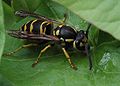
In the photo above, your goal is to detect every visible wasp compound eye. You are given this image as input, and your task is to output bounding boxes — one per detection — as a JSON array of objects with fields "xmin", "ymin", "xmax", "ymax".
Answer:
[
  {"xmin": 75, "ymin": 30, "xmax": 85, "ymax": 40},
  {"xmin": 75, "ymin": 40, "xmax": 79, "ymax": 44}
]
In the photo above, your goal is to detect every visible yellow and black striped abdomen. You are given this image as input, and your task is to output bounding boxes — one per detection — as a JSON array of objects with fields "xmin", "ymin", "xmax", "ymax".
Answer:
[{"xmin": 21, "ymin": 19, "xmax": 53, "ymax": 35}]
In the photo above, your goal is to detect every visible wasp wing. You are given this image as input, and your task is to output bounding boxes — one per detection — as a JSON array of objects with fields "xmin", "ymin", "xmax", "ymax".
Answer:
[{"xmin": 7, "ymin": 30, "xmax": 60, "ymax": 42}]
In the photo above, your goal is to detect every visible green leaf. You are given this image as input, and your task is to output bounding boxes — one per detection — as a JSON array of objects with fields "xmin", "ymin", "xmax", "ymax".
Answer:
[
  {"xmin": 0, "ymin": 74, "xmax": 13, "ymax": 86},
  {"xmin": 3, "ymin": 0, "xmax": 12, "ymax": 6},
  {"xmin": 12, "ymin": 0, "xmax": 43, "ymax": 12},
  {"xmin": 1, "ymin": 0, "xmax": 120, "ymax": 86},
  {"xmin": 53, "ymin": 0, "xmax": 120, "ymax": 40},
  {"xmin": 0, "ymin": 0, "xmax": 5, "ymax": 61},
  {"xmin": 98, "ymin": 30, "xmax": 115, "ymax": 45},
  {"xmin": 3, "ymin": 1, "xmax": 16, "ymax": 28},
  {"xmin": 88, "ymin": 25, "xmax": 99, "ymax": 47}
]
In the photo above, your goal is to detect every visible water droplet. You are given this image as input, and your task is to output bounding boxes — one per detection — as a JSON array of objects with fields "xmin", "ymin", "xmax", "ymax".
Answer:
[{"xmin": 98, "ymin": 52, "xmax": 111, "ymax": 70}]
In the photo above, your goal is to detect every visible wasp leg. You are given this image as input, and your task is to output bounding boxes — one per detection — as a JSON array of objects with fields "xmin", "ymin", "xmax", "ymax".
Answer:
[
  {"xmin": 15, "ymin": 10, "xmax": 46, "ymax": 19},
  {"xmin": 85, "ymin": 44, "xmax": 92, "ymax": 70},
  {"xmin": 62, "ymin": 48, "xmax": 77, "ymax": 70},
  {"xmin": 62, "ymin": 13, "xmax": 68, "ymax": 23},
  {"xmin": 3, "ymin": 44, "xmax": 38, "ymax": 56},
  {"xmin": 58, "ymin": 13, "xmax": 68, "ymax": 26},
  {"xmin": 15, "ymin": 10, "xmax": 61, "ymax": 24},
  {"xmin": 32, "ymin": 44, "xmax": 51, "ymax": 67}
]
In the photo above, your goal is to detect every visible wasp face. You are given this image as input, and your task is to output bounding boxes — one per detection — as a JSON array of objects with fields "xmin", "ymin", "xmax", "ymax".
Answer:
[
  {"xmin": 76, "ymin": 30, "xmax": 85, "ymax": 41},
  {"xmin": 73, "ymin": 30, "xmax": 88, "ymax": 50}
]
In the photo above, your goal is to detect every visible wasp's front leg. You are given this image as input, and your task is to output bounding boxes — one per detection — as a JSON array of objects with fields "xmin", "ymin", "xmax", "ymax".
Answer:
[
  {"xmin": 62, "ymin": 48, "xmax": 77, "ymax": 70},
  {"xmin": 85, "ymin": 44, "xmax": 92, "ymax": 70},
  {"xmin": 15, "ymin": 10, "xmax": 61, "ymax": 24}
]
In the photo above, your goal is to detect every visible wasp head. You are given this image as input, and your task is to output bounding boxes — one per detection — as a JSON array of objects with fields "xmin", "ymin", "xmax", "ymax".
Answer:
[{"xmin": 73, "ymin": 30, "xmax": 88, "ymax": 50}]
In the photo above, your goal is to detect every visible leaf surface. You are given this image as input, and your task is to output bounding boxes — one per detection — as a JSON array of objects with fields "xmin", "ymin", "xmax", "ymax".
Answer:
[{"xmin": 0, "ymin": 1, "xmax": 120, "ymax": 86}]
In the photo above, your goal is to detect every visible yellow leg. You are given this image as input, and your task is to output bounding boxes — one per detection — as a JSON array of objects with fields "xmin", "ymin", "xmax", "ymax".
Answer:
[
  {"xmin": 32, "ymin": 45, "xmax": 51, "ymax": 67},
  {"xmin": 59, "ymin": 13, "xmax": 68, "ymax": 25},
  {"xmin": 3, "ymin": 44, "xmax": 38, "ymax": 56},
  {"xmin": 62, "ymin": 48, "xmax": 77, "ymax": 70},
  {"xmin": 62, "ymin": 13, "xmax": 67, "ymax": 23}
]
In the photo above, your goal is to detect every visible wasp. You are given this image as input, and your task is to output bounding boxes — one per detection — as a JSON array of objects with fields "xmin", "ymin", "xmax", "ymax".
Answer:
[{"xmin": 5, "ymin": 10, "xmax": 92, "ymax": 70}]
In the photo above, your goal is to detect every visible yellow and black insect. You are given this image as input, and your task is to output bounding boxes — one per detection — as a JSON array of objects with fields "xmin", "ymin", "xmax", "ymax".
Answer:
[{"xmin": 5, "ymin": 10, "xmax": 92, "ymax": 70}]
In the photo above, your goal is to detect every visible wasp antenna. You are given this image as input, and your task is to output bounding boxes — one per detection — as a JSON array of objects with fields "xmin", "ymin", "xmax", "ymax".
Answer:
[{"xmin": 86, "ymin": 24, "xmax": 92, "ymax": 37}]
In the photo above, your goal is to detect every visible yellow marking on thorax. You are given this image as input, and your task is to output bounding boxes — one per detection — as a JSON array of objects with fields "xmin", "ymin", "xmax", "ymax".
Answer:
[
  {"xmin": 30, "ymin": 20, "xmax": 38, "ymax": 33},
  {"xmin": 65, "ymin": 39, "xmax": 74, "ymax": 42},
  {"xmin": 73, "ymin": 41, "xmax": 77, "ymax": 49},
  {"xmin": 56, "ymin": 30, "xmax": 60, "ymax": 36},
  {"xmin": 59, "ymin": 24, "xmax": 64, "ymax": 28},
  {"xmin": 40, "ymin": 21, "xmax": 48, "ymax": 34},
  {"xmin": 80, "ymin": 42, "xmax": 84, "ymax": 47},
  {"xmin": 24, "ymin": 24, "xmax": 27, "ymax": 31},
  {"xmin": 53, "ymin": 30, "xmax": 56, "ymax": 36},
  {"xmin": 60, "ymin": 37, "xmax": 64, "ymax": 42}
]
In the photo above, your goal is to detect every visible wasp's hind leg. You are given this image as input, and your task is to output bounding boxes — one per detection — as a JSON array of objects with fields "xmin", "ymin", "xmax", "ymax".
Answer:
[
  {"xmin": 15, "ymin": 10, "xmax": 51, "ymax": 21},
  {"xmin": 3, "ymin": 44, "xmax": 38, "ymax": 56},
  {"xmin": 32, "ymin": 44, "xmax": 51, "ymax": 67},
  {"xmin": 15, "ymin": 10, "xmax": 42, "ymax": 18},
  {"xmin": 62, "ymin": 48, "xmax": 77, "ymax": 70},
  {"xmin": 15, "ymin": 10, "xmax": 61, "ymax": 24}
]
